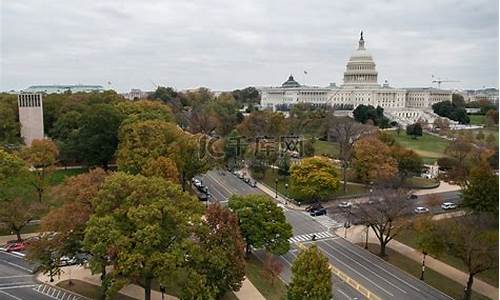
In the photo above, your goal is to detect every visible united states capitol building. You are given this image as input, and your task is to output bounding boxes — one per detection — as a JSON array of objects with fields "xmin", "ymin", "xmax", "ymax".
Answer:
[{"xmin": 259, "ymin": 33, "xmax": 453, "ymax": 127}]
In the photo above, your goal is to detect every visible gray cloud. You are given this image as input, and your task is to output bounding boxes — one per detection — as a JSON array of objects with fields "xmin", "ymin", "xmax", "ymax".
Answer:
[{"xmin": 1, "ymin": 0, "xmax": 498, "ymax": 92}]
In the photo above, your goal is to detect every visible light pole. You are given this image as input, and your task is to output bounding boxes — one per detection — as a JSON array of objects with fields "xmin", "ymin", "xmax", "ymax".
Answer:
[
  {"xmin": 275, "ymin": 178, "xmax": 279, "ymax": 198},
  {"xmin": 284, "ymin": 183, "xmax": 289, "ymax": 204},
  {"xmin": 420, "ymin": 251, "xmax": 428, "ymax": 280},
  {"xmin": 364, "ymin": 224, "xmax": 369, "ymax": 249},
  {"xmin": 343, "ymin": 208, "xmax": 351, "ymax": 239}
]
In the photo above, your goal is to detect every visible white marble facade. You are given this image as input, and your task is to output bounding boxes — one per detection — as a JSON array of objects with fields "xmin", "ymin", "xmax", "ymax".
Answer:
[{"xmin": 259, "ymin": 32, "xmax": 452, "ymax": 125}]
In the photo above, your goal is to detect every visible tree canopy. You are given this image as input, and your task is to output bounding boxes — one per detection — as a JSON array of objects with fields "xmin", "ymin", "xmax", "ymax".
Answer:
[
  {"xmin": 289, "ymin": 156, "xmax": 340, "ymax": 202},
  {"xmin": 228, "ymin": 194, "xmax": 292, "ymax": 255},
  {"xmin": 432, "ymin": 101, "xmax": 470, "ymax": 124}
]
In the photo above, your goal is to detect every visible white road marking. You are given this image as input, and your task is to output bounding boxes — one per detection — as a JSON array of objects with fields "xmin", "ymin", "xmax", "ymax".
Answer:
[
  {"xmin": 0, "ymin": 259, "xmax": 32, "ymax": 273},
  {"xmin": 0, "ymin": 284, "xmax": 37, "ymax": 290},
  {"xmin": 288, "ymin": 231, "xmax": 336, "ymax": 243},
  {"xmin": 0, "ymin": 275, "xmax": 31, "ymax": 279},
  {"xmin": 0, "ymin": 290, "xmax": 23, "ymax": 300},
  {"xmin": 318, "ymin": 241, "xmax": 396, "ymax": 297}
]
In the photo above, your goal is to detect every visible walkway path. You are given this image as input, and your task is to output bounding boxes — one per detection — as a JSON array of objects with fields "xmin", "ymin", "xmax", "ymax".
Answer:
[
  {"xmin": 337, "ymin": 225, "xmax": 498, "ymax": 300},
  {"xmin": 37, "ymin": 265, "xmax": 177, "ymax": 300},
  {"xmin": 234, "ymin": 278, "xmax": 266, "ymax": 300}
]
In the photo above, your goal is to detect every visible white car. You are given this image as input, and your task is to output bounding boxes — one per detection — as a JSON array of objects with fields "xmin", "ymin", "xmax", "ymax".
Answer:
[
  {"xmin": 414, "ymin": 206, "xmax": 430, "ymax": 214},
  {"xmin": 338, "ymin": 201, "xmax": 352, "ymax": 209},
  {"xmin": 441, "ymin": 202, "xmax": 457, "ymax": 210}
]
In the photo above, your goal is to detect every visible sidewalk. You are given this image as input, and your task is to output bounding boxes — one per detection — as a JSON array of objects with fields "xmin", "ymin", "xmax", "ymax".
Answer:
[
  {"xmin": 413, "ymin": 181, "xmax": 461, "ymax": 195},
  {"xmin": 37, "ymin": 265, "xmax": 177, "ymax": 300},
  {"xmin": 36, "ymin": 260, "xmax": 266, "ymax": 300},
  {"xmin": 337, "ymin": 225, "xmax": 499, "ymax": 300},
  {"xmin": 256, "ymin": 181, "xmax": 303, "ymax": 210}
]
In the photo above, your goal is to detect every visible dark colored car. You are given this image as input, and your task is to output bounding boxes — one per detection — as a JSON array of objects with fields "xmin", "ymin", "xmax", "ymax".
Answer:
[
  {"xmin": 198, "ymin": 193, "xmax": 209, "ymax": 201},
  {"xmin": 408, "ymin": 194, "xmax": 418, "ymax": 200},
  {"xmin": 310, "ymin": 208, "xmax": 327, "ymax": 216},
  {"xmin": 250, "ymin": 180, "xmax": 257, "ymax": 188},
  {"xmin": 305, "ymin": 202, "xmax": 323, "ymax": 212}
]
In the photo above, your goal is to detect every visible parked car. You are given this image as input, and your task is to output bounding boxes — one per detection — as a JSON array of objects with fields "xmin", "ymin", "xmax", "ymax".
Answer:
[
  {"xmin": 441, "ymin": 202, "xmax": 458, "ymax": 210},
  {"xmin": 5, "ymin": 242, "xmax": 26, "ymax": 252},
  {"xmin": 337, "ymin": 201, "xmax": 352, "ymax": 209},
  {"xmin": 250, "ymin": 180, "xmax": 257, "ymax": 188},
  {"xmin": 243, "ymin": 178, "xmax": 250, "ymax": 183},
  {"xmin": 414, "ymin": 206, "xmax": 430, "ymax": 214},
  {"xmin": 408, "ymin": 194, "xmax": 418, "ymax": 200},
  {"xmin": 198, "ymin": 193, "xmax": 209, "ymax": 201},
  {"xmin": 59, "ymin": 256, "xmax": 78, "ymax": 266},
  {"xmin": 237, "ymin": 173, "xmax": 244, "ymax": 179},
  {"xmin": 305, "ymin": 202, "xmax": 323, "ymax": 212},
  {"xmin": 310, "ymin": 208, "xmax": 327, "ymax": 216}
]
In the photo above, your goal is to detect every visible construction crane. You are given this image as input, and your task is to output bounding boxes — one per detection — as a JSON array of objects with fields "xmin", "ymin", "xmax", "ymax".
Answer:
[{"xmin": 431, "ymin": 75, "xmax": 460, "ymax": 89}]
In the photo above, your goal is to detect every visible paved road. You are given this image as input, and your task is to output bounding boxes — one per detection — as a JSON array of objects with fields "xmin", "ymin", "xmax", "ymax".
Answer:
[
  {"xmin": 201, "ymin": 170, "xmax": 453, "ymax": 300},
  {"xmin": 0, "ymin": 251, "xmax": 85, "ymax": 300}
]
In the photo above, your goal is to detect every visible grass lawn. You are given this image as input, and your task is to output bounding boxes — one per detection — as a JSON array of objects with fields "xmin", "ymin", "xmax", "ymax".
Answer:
[
  {"xmin": 396, "ymin": 227, "xmax": 498, "ymax": 287},
  {"xmin": 245, "ymin": 254, "xmax": 287, "ymax": 300},
  {"xmin": 49, "ymin": 168, "xmax": 87, "ymax": 185},
  {"xmin": 403, "ymin": 177, "xmax": 440, "ymax": 189},
  {"xmin": 469, "ymin": 115, "xmax": 486, "ymax": 125},
  {"xmin": 363, "ymin": 244, "xmax": 491, "ymax": 300},
  {"xmin": 57, "ymin": 279, "xmax": 136, "ymax": 300},
  {"xmin": 312, "ymin": 140, "xmax": 340, "ymax": 158},
  {"xmin": 259, "ymin": 168, "xmax": 368, "ymax": 203},
  {"xmin": 388, "ymin": 131, "xmax": 451, "ymax": 164}
]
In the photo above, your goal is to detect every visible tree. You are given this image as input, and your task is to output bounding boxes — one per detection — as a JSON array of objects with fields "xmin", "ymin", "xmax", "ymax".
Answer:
[
  {"xmin": 116, "ymin": 120, "xmax": 184, "ymax": 174},
  {"xmin": 462, "ymin": 163, "xmax": 499, "ymax": 214},
  {"xmin": 237, "ymin": 110, "xmax": 287, "ymax": 139},
  {"xmin": 406, "ymin": 123, "xmax": 423, "ymax": 139},
  {"xmin": 352, "ymin": 136, "xmax": 398, "ymax": 184},
  {"xmin": 116, "ymin": 100, "xmax": 174, "ymax": 124},
  {"xmin": 0, "ymin": 198, "xmax": 43, "ymax": 241},
  {"xmin": 188, "ymin": 204, "xmax": 246, "ymax": 298},
  {"xmin": 232, "ymin": 87, "xmax": 261, "ymax": 104},
  {"xmin": 209, "ymin": 93, "xmax": 241, "ymax": 136},
  {"xmin": 83, "ymin": 172, "xmax": 204, "ymax": 300},
  {"xmin": 445, "ymin": 137, "xmax": 473, "ymax": 185},
  {"xmin": 140, "ymin": 156, "xmax": 179, "ymax": 183},
  {"xmin": 289, "ymin": 156, "xmax": 340, "ymax": 202},
  {"xmin": 486, "ymin": 109, "xmax": 498, "ymax": 125},
  {"xmin": 263, "ymin": 256, "xmax": 283, "ymax": 286},
  {"xmin": 0, "ymin": 149, "xmax": 26, "ymax": 181},
  {"xmin": 0, "ymin": 94, "xmax": 21, "ymax": 145},
  {"xmin": 355, "ymin": 188, "xmax": 410, "ymax": 256},
  {"xmin": 352, "ymin": 105, "xmax": 390, "ymax": 128},
  {"xmin": 21, "ymin": 139, "xmax": 59, "ymax": 202},
  {"xmin": 413, "ymin": 217, "xmax": 444, "ymax": 281},
  {"xmin": 76, "ymin": 104, "xmax": 123, "ymax": 169},
  {"xmin": 148, "ymin": 86, "xmax": 178, "ymax": 103},
  {"xmin": 27, "ymin": 236, "xmax": 62, "ymax": 282},
  {"xmin": 390, "ymin": 146, "xmax": 423, "ymax": 179},
  {"xmin": 287, "ymin": 244, "xmax": 332, "ymax": 300},
  {"xmin": 228, "ymin": 194, "xmax": 292, "ymax": 255},
  {"xmin": 426, "ymin": 215, "xmax": 498, "ymax": 300},
  {"xmin": 328, "ymin": 117, "xmax": 370, "ymax": 192},
  {"xmin": 432, "ymin": 101, "xmax": 469, "ymax": 124}
]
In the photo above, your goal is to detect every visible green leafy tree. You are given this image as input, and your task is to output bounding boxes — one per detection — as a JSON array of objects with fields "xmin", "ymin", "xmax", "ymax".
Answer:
[
  {"xmin": 289, "ymin": 156, "xmax": 340, "ymax": 202},
  {"xmin": 116, "ymin": 100, "xmax": 174, "ymax": 124},
  {"xmin": 414, "ymin": 217, "xmax": 444, "ymax": 281},
  {"xmin": 228, "ymin": 194, "xmax": 292, "ymax": 255},
  {"xmin": 0, "ymin": 94, "xmax": 21, "ymax": 145},
  {"xmin": 21, "ymin": 139, "xmax": 59, "ymax": 202},
  {"xmin": 83, "ymin": 172, "xmax": 204, "ymax": 300},
  {"xmin": 352, "ymin": 105, "xmax": 390, "ymax": 128},
  {"xmin": 287, "ymin": 244, "xmax": 332, "ymax": 300},
  {"xmin": 406, "ymin": 123, "xmax": 423, "ymax": 139},
  {"xmin": 462, "ymin": 163, "xmax": 499, "ymax": 214},
  {"xmin": 76, "ymin": 104, "xmax": 123, "ymax": 169},
  {"xmin": 0, "ymin": 149, "xmax": 26, "ymax": 181},
  {"xmin": 432, "ymin": 101, "xmax": 469, "ymax": 124},
  {"xmin": 148, "ymin": 86, "xmax": 178, "ymax": 103},
  {"xmin": 390, "ymin": 146, "xmax": 423, "ymax": 178}
]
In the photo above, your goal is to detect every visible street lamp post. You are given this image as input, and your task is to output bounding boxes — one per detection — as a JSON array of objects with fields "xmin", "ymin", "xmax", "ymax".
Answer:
[
  {"xmin": 420, "ymin": 251, "xmax": 428, "ymax": 280},
  {"xmin": 284, "ymin": 183, "xmax": 289, "ymax": 204},
  {"xmin": 365, "ymin": 224, "xmax": 369, "ymax": 249},
  {"xmin": 343, "ymin": 208, "xmax": 351, "ymax": 239},
  {"xmin": 275, "ymin": 178, "xmax": 278, "ymax": 198}
]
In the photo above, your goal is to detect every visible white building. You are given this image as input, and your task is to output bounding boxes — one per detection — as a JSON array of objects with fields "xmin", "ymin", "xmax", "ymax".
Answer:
[
  {"xmin": 23, "ymin": 84, "xmax": 104, "ymax": 94},
  {"xmin": 259, "ymin": 32, "xmax": 453, "ymax": 126},
  {"xmin": 17, "ymin": 93, "xmax": 44, "ymax": 146},
  {"xmin": 122, "ymin": 88, "xmax": 152, "ymax": 100}
]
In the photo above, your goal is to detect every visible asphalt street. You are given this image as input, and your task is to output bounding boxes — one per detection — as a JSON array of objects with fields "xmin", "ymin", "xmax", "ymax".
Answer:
[
  {"xmin": 0, "ymin": 251, "xmax": 84, "ymax": 300},
  {"xmin": 201, "ymin": 170, "xmax": 454, "ymax": 300}
]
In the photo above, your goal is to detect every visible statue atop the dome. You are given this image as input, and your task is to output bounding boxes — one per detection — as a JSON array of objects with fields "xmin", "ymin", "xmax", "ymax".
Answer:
[{"xmin": 360, "ymin": 30, "xmax": 364, "ymax": 41}]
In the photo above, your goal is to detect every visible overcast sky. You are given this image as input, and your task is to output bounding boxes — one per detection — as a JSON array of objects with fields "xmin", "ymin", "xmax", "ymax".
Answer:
[{"xmin": 1, "ymin": 0, "xmax": 498, "ymax": 92}]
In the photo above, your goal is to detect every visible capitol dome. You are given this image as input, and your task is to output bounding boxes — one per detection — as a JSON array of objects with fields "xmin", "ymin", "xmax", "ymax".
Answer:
[
  {"xmin": 281, "ymin": 74, "xmax": 301, "ymax": 88},
  {"xmin": 342, "ymin": 32, "xmax": 379, "ymax": 88}
]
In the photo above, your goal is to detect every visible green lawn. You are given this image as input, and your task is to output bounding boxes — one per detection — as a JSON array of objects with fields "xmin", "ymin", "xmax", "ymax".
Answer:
[
  {"xmin": 57, "ymin": 279, "xmax": 136, "ymax": 300},
  {"xmin": 245, "ymin": 254, "xmax": 287, "ymax": 300},
  {"xmin": 312, "ymin": 140, "xmax": 340, "ymax": 158},
  {"xmin": 403, "ymin": 177, "xmax": 440, "ymax": 189},
  {"xmin": 388, "ymin": 131, "xmax": 451, "ymax": 164},
  {"xmin": 363, "ymin": 244, "xmax": 491, "ymax": 300},
  {"xmin": 396, "ymin": 227, "xmax": 498, "ymax": 287},
  {"xmin": 259, "ymin": 168, "xmax": 368, "ymax": 203},
  {"xmin": 469, "ymin": 115, "xmax": 486, "ymax": 125}
]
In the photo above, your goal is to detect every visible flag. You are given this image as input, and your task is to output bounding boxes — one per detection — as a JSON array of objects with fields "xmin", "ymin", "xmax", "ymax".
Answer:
[{"xmin": 304, "ymin": 70, "xmax": 308, "ymax": 75}]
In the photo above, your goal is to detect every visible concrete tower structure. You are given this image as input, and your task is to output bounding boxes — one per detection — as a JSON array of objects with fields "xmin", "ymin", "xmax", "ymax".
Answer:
[{"xmin": 17, "ymin": 93, "xmax": 44, "ymax": 146}]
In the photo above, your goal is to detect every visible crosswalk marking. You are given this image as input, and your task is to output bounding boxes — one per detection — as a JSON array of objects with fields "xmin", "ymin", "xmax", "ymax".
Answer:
[
  {"xmin": 288, "ymin": 231, "xmax": 335, "ymax": 243},
  {"xmin": 303, "ymin": 212, "xmax": 344, "ymax": 229},
  {"xmin": 33, "ymin": 284, "xmax": 86, "ymax": 300}
]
